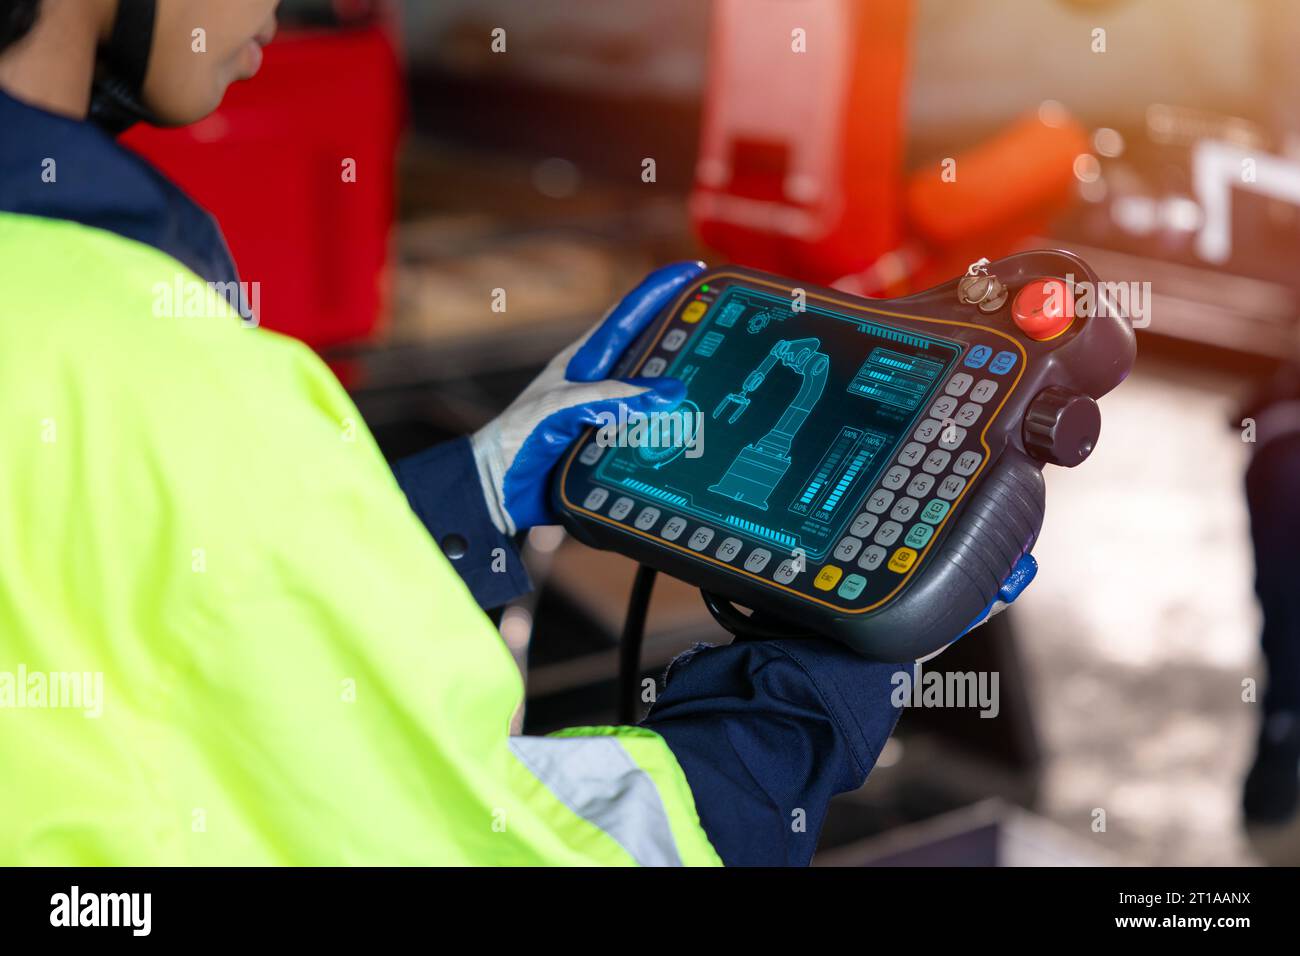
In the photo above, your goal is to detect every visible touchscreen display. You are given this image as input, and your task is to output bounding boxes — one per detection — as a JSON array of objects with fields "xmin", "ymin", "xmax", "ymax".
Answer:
[{"xmin": 592, "ymin": 284, "xmax": 963, "ymax": 561}]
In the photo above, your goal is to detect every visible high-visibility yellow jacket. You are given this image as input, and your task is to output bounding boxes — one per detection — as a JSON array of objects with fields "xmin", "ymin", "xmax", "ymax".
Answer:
[{"xmin": 0, "ymin": 212, "xmax": 720, "ymax": 866}]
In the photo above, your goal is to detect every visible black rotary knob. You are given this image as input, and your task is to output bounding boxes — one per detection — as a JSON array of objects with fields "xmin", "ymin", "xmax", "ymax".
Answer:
[{"xmin": 1023, "ymin": 386, "xmax": 1101, "ymax": 467}]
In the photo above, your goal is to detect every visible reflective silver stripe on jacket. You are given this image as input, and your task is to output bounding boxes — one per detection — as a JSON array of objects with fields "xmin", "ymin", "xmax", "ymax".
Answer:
[{"xmin": 509, "ymin": 736, "xmax": 683, "ymax": 867}]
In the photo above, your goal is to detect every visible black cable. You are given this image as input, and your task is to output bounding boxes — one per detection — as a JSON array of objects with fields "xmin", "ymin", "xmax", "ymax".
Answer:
[
  {"xmin": 700, "ymin": 590, "xmax": 814, "ymax": 641},
  {"xmin": 618, "ymin": 565, "xmax": 657, "ymax": 725}
]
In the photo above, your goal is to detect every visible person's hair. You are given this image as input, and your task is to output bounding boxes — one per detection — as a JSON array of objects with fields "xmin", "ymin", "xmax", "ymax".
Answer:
[{"xmin": 1, "ymin": 0, "xmax": 42, "ymax": 55}]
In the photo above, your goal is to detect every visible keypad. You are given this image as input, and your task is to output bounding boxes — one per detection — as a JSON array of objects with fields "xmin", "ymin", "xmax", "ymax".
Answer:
[
  {"xmin": 897, "ymin": 442, "xmax": 927, "ymax": 467},
  {"xmin": 834, "ymin": 536, "xmax": 864, "ymax": 561},
  {"xmin": 945, "ymin": 373, "xmax": 973, "ymax": 397},
  {"xmin": 906, "ymin": 473, "xmax": 935, "ymax": 498},
  {"xmin": 874, "ymin": 521, "xmax": 903, "ymax": 546},
  {"xmin": 954, "ymin": 402, "xmax": 982, "ymax": 427},
  {"xmin": 634, "ymin": 506, "xmax": 661, "ymax": 530},
  {"xmin": 913, "ymin": 419, "xmax": 942, "ymax": 443},
  {"xmin": 579, "ymin": 442, "xmax": 605, "ymax": 466},
  {"xmin": 745, "ymin": 549, "xmax": 773, "ymax": 573},
  {"xmin": 881, "ymin": 465, "xmax": 910, "ymax": 490},
  {"xmin": 970, "ymin": 379, "xmax": 998, "ymax": 403},
  {"xmin": 858, "ymin": 545, "xmax": 888, "ymax": 571},
  {"xmin": 583, "ymin": 488, "xmax": 610, "ymax": 510},
  {"xmin": 610, "ymin": 497, "xmax": 635, "ymax": 521},
  {"xmin": 889, "ymin": 497, "xmax": 920, "ymax": 522},
  {"xmin": 850, "ymin": 512, "xmax": 879, "ymax": 537},
  {"xmin": 866, "ymin": 489, "xmax": 895, "ymax": 514}
]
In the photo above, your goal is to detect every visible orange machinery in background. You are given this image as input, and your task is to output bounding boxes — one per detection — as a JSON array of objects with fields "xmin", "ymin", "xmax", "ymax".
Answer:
[{"xmin": 691, "ymin": 0, "xmax": 1088, "ymax": 295}]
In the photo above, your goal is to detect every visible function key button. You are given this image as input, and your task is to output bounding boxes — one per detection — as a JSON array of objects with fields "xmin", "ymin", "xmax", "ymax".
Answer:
[
  {"xmin": 688, "ymin": 527, "xmax": 716, "ymax": 551},
  {"xmin": 970, "ymin": 379, "xmax": 999, "ymax": 403},
  {"xmin": 881, "ymin": 465, "xmax": 910, "ymax": 490},
  {"xmin": 938, "ymin": 475, "xmax": 967, "ymax": 500},
  {"xmin": 938, "ymin": 424, "xmax": 967, "ymax": 451},
  {"xmin": 904, "ymin": 523, "xmax": 934, "ymax": 549},
  {"xmin": 897, "ymin": 442, "xmax": 927, "ymax": 467},
  {"xmin": 744, "ymin": 548, "xmax": 773, "ymax": 573},
  {"xmin": 887, "ymin": 548, "xmax": 918, "ymax": 573},
  {"xmin": 716, "ymin": 536, "xmax": 743, "ymax": 562},
  {"xmin": 773, "ymin": 559, "xmax": 800, "ymax": 584},
  {"xmin": 583, "ymin": 488, "xmax": 610, "ymax": 510},
  {"xmin": 873, "ymin": 521, "xmax": 903, "ymax": 547},
  {"xmin": 920, "ymin": 500, "xmax": 951, "ymax": 524},
  {"xmin": 890, "ymin": 497, "xmax": 920, "ymax": 522},
  {"xmin": 866, "ymin": 489, "xmax": 896, "ymax": 514},
  {"xmin": 642, "ymin": 357, "xmax": 667, "ymax": 377},
  {"xmin": 609, "ymin": 497, "xmax": 635, "ymax": 521},
  {"xmin": 814, "ymin": 565, "xmax": 843, "ymax": 591},
  {"xmin": 945, "ymin": 373, "xmax": 974, "ymax": 397},
  {"xmin": 953, "ymin": 450, "xmax": 984, "ymax": 476},
  {"xmin": 913, "ymin": 418, "xmax": 943, "ymax": 443},
  {"xmin": 579, "ymin": 443, "xmax": 605, "ymax": 466},
  {"xmin": 837, "ymin": 573, "xmax": 868, "ymax": 600},
  {"xmin": 954, "ymin": 402, "xmax": 983, "ymax": 427},
  {"xmin": 906, "ymin": 473, "xmax": 935, "ymax": 498},
  {"xmin": 850, "ymin": 512, "xmax": 879, "ymax": 537},
  {"xmin": 662, "ymin": 329, "xmax": 688, "ymax": 351},
  {"xmin": 963, "ymin": 345, "xmax": 993, "ymax": 369},
  {"xmin": 634, "ymin": 506, "xmax": 661, "ymax": 530},
  {"xmin": 858, "ymin": 545, "xmax": 888, "ymax": 571},
  {"xmin": 922, "ymin": 450, "xmax": 952, "ymax": 474},
  {"xmin": 929, "ymin": 395, "xmax": 958, "ymax": 419},
  {"xmin": 681, "ymin": 301, "xmax": 707, "ymax": 324},
  {"xmin": 661, "ymin": 515, "xmax": 688, "ymax": 540},
  {"xmin": 989, "ymin": 350, "xmax": 1018, "ymax": 375},
  {"xmin": 834, "ymin": 536, "xmax": 864, "ymax": 562}
]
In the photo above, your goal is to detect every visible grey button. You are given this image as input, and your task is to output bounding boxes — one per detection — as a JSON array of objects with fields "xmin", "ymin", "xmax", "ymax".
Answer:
[
  {"xmin": 773, "ymin": 559, "xmax": 800, "ymax": 584},
  {"xmin": 583, "ymin": 488, "xmax": 610, "ymax": 510},
  {"xmin": 938, "ymin": 424, "xmax": 967, "ymax": 450},
  {"xmin": 954, "ymin": 402, "xmax": 982, "ymax": 427},
  {"xmin": 834, "ymin": 536, "xmax": 864, "ymax": 561},
  {"xmin": 945, "ymin": 373, "xmax": 973, "ymax": 397},
  {"xmin": 662, "ymin": 329, "xmax": 688, "ymax": 351},
  {"xmin": 913, "ymin": 418, "xmax": 942, "ymax": 444},
  {"xmin": 610, "ymin": 496, "xmax": 635, "ymax": 520},
  {"xmin": 970, "ymin": 379, "xmax": 998, "ymax": 403},
  {"xmin": 858, "ymin": 544, "xmax": 888, "ymax": 571},
  {"xmin": 906, "ymin": 473, "xmax": 935, "ymax": 498},
  {"xmin": 873, "ymin": 521, "xmax": 903, "ymax": 546},
  {"xmin": 662, "ymin": 515, "xmax": 688, "ymax": 540},
  {"xmin": 745, "ymin": 549, "xmax": 773, "ymax": 573},
  {"xmin": 897, "ymin": 442, "xmax": 927, "ymax": 467},
  {"xmin": 634, "ymin": 506, "xmax": 661, "ymax": 530},
  {"xmin": 890, "ymin": 496, "xmax": 920, "ymax": 522},
  {"xmin": 642, "ymin": 357, "xmax": 667, "ymax": 377},
  {"xmin": 865, "ymin": 489, "xmax": 895, "ymax": 514},
  {"xmin": 922, "ymin": 449, "xmax": 952, "ymax": 474},
  {"xmin": 929, "ymin": 395, "xmax": 958, "ymax": 419},
  {"xmin": 579, "ymin": 442, "xmax": 605, "ymax": 465},
  {"xmin": 881, "ymin": 465, "xmax": 910, "ymax": 490},
  {"xmin": 850, "ymin": 512, "xmax": 879, "ymax": 537},
  {"xmin": 938, "ymin": 475, "xmax": 967, "ymax": 500},
  {"xmin": 716, "ymin": 536, "xmax": 743, "ymax": 562},
  {"xmin": 953, "ymin": 450, "xmax": 983, "ymax": 476},
  {"xmin": 688, "ymin": 527, "xmax": 715, "ymax": 551}
]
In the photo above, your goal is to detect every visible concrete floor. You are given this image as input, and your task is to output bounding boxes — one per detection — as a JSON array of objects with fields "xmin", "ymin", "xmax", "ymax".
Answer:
[{"xmin": 1013, "ymin": 350, "xmax": 1268, "ymax": 865}]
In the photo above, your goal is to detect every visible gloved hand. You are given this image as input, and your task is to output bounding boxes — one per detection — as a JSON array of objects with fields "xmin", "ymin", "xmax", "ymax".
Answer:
[
  {"xmin": 471, "ymin": 261, "xmax": 705, "ymax": 535},
  {"xmin": 960, "ymin": 552, "xmax": 1039, "ymax": 637}
]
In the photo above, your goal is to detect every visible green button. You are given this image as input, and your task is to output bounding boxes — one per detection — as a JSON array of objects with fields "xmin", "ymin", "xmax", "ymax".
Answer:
[
  {"xmin": 904, "ymin": 524, "xmax": 934, "ymax": 549},
  {"xmin": 920, "ymin": 500, "xmax": 950, "ymax": 524},
  {"xmin": 837, "ymin": 573, "xmax": 868, "ymax": 600}
]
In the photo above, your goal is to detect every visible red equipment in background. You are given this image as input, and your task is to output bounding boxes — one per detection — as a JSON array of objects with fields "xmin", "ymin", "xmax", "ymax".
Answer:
[
  {"xmin": 692, "ymin": 0, "xmax": 1087, "ymax": 295},
  {"xmin": 123, "ymin": 24, "xmax": 404, "ymax": 350}
]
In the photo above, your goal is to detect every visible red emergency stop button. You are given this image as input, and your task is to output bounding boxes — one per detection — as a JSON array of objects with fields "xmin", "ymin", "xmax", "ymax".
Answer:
[{"xmin": 1011, "ymin": 278, "xmax": 1076, "ymax": 341}]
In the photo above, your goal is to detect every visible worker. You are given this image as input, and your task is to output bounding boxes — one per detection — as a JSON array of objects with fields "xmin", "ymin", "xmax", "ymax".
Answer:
[{"xmin": 0, "ymin": 0, "xmax": 937, "ymax": 866}]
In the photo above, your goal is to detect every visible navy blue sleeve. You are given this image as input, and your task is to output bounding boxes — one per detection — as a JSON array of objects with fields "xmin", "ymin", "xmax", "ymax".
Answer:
[
  {"xmin": 642, "ymin": 637, "xmax": 906, "ymax": 866},
  {"xmin": 392, "ymin": 437, "xmax": 531, "ymax": 609}
]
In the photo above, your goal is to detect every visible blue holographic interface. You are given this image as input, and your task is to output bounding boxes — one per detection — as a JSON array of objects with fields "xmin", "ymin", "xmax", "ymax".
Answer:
[{"xmin": 592, "ymin": 285, "xmax": 963, "ymax": 562}]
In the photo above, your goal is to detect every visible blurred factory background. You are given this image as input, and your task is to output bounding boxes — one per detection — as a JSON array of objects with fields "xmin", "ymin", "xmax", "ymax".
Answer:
[{"xmin": 121, "ymin": 0, "xmax": 1300, "ymax": 865}]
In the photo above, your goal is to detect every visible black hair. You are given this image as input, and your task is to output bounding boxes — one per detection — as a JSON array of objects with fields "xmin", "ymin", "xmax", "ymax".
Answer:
[{"xmin": 0, "ymin": 0, "xmax": 41, "ymax": 55}]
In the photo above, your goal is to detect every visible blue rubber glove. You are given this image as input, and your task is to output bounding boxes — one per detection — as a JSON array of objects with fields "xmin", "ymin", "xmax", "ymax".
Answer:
[
  {"xmin": 961, "ymin": 553, "xmax": 1039, "ymax": 637},
  {"xmin": 471, "ymin": 261, "xmax": 705, "ymax": 534}
]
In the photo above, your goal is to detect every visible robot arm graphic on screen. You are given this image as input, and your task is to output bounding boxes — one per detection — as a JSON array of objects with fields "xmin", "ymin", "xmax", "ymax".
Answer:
[{"xmin": 709, "ymin": 337, "xmax": 829, "ymax": 510}]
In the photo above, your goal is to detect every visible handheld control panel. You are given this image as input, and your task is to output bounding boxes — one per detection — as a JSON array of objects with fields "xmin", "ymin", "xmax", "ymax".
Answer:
[{"xmin": 554, "ymin": 252, "xmax": 1135, "ymax": 660}]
